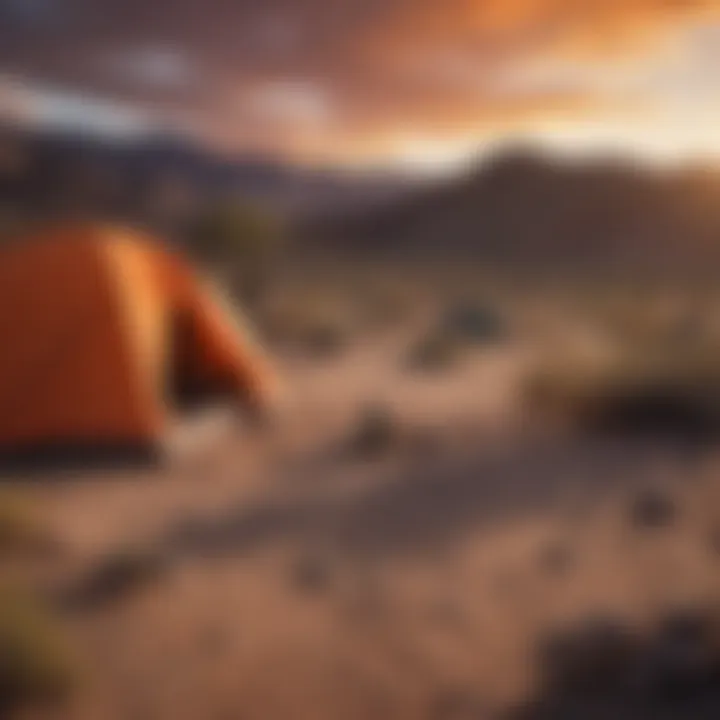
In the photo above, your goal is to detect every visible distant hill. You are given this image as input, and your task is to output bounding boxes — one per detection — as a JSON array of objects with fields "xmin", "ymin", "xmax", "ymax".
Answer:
[
  {"xmin": 0, "ymin": 124, "xmax": 409, "ymax": 235},
  {"xmin": 308, "ymin": 148, "xmax": 720, "ymax": 271}
]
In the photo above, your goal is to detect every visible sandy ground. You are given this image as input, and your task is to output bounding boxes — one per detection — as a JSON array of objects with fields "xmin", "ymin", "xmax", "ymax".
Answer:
[{"xmin": 9, "ymin": 333, "xmax": 720, "ymax": 720}]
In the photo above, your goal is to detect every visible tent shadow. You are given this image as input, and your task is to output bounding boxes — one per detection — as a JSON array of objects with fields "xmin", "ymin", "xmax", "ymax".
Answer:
[{"xmin": 0, "ymin": 442, "xmax": 163, "ymax": 482}]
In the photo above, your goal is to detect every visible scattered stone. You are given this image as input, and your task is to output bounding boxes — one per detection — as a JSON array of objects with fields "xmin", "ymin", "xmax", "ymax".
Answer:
[
  {"xmin": 407, "ymin": 332, "xmax": 461, "ymax": 373},
  {"xmin": 629, "ymin": 489, "xmax": 677, "ymax": 530},
  {"xmin": 537, "ymin": 543, "xmax": 574, "ymax": 578},
  {"xmin": 431, "ymin": 687, "xmax": 488, "ymax": 720},
  {"xmin": 442, "ymin": 302, "xmax": 507, "ymax": 345},
  {"xmin": 290, "ymin": 555, "xmax": 333, "ymax": 595},
  {"xmin": 707, "ymin": 526, "xmax": 720, "ymax": 556},
  {"xmin": 348, "ymin": 405, "xmax": 401, "ymax": 459},
  {"xmin": 68, "ymin": 547, "xmax": 171, "ymax": 610}
]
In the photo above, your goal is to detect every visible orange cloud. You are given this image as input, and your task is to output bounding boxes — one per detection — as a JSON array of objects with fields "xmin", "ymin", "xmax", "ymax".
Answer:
[{"xmin": 2, "ymin": 0, "xmax": 720, "ymax": 164}]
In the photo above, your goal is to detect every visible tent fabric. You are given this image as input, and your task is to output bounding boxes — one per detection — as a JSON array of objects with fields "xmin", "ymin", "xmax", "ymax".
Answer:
[{"xmin": 0, "ymin": 224, "xmax": 275, "ymax": 462}]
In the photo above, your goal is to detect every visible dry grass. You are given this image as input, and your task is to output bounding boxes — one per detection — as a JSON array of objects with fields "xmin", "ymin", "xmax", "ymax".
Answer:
[
  {"xmin": 0, "ymin": 494, "xmax": 59, "ymax": 559},
  {"xmin": 260, "ymin": 289, "xmax": 357, "ymax": 357},
  {"xmin": 522, "ymin": 292, "xmax": 720, "ymax": 440},
  {"xmin": 406, "ymin": 331, "xmax": 464, "ymax": 372},
  {"xmin": 0, "ymin": 586, "xmax": 76, "ymax": 715},
  {"xmin": 511, "ymin": 607, "xmax": 720, "ymax": 719}
]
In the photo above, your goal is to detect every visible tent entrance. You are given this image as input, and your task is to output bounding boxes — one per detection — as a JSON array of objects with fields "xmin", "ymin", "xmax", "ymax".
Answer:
[
  {"xmin": 166, "ymin": 309, "xmax": 225, "ymax": 412},
  {"xmin": 163, "ymin": 308, "xmax": 240, "ymax": 461}
]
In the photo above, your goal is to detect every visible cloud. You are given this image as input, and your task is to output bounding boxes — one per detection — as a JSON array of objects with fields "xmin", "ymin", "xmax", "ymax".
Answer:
[
  {"xmin": 105, "ymin": 48, "xmax": 195, "ymax": 91},
  {"xmin": 239, "ymin": 81, "xmax": 332, "ymax": 127},
  {"xmin": 0, "ymin": 0, "xmax": 719, "ymax": 163}
]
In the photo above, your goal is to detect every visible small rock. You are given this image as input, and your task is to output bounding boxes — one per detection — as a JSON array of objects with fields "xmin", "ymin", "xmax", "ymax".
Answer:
[
  {"xmin": 290, "ymin": 555, "xmax": 333, "ymax": 594},
  {"xmin": 537, "ymin": 543, "xmax": 574, "ymax": 578},
  {"xmin": 629, "ymin": 490, "xmax": 677, "ymax": 530}
]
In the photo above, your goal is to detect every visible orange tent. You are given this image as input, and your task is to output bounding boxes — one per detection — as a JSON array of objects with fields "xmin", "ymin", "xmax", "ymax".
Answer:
[{"xmin": 0, "ymin": 224, "xmax": 276, "ymax": 467}]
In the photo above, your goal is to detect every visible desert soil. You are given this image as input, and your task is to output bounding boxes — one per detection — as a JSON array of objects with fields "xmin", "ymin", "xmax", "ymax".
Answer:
[{"xmin": 9, "ymin": 334, "xmax": 720, "ymax": 720}]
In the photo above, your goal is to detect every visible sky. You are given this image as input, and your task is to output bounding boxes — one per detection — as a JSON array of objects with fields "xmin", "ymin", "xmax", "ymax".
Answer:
[{"xmin": 1, "ymin": 0, "xmax": 720, "ymax": 172}]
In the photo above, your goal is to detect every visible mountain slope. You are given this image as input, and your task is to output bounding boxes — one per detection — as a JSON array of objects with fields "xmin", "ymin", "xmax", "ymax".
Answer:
[{"xmin": 310, "ymin": 149, "xmax": 720, "ymax": 269}]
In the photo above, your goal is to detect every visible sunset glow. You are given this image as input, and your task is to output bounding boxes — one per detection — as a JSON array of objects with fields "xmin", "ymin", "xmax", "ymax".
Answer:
[{"xmin": 2, "ymin": 1, "xmax": 720, "ymax": 170}]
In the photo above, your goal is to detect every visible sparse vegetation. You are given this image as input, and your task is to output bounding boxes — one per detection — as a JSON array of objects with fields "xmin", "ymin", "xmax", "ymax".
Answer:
[
  {"xmin": 261, "ymin": 290, "xmax": 355, "ymax": 357},
  {"xmin": 0, "ymin": 494, "xmax": 58, "ymax": 559},
  {"xmin": 188, "ymin": 200, "xmax": 285, "ymax": 306},
  {"xmin": 513, "ymin": 608, "xmax": 720, "ymax": 719},
  {"xmin": 537, "ymin": 615, "xmax": 640, "ymax": 698},
  {"xmin": 360, "ymin": 279, "xmax": 418, "ymax": 330},
  {"xmin": 12, "ymin": 73, "xmax": 720, "ymax": 720},
  {"xmin": 441, "ymin": 300, "xmax": 508, "ymax": 345},
  {"xmin": 523, "ymin": 320, "xmax": 720, "ymax": 441},
  {"xmin": 407, "ymin": 331, "xmax": 463, "ymax": 372},
  {"xmin": 407, "ymin": 300, "xmax": 508, "ymax": 373},
  {"xmin": 0, "ymin": 586, "xmax": 76, "ymax": 715}
]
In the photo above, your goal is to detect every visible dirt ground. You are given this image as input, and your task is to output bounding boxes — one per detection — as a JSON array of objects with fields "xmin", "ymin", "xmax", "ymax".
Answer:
[{"xmin": 8, "ymin": 326, "xmax": 720, "ymax": 720}]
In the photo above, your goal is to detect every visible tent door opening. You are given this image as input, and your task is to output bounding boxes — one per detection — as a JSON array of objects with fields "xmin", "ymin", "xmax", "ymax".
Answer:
[{"xmin": 166, "ymin": 308, "xmax": 224, "ymax": 412}]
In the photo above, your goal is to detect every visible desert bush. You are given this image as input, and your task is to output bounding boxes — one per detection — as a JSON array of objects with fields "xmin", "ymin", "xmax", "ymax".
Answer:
[
  {"xmin": 538, "ymin": 615, "xmax": 641, "ymax": 698},
  {"xmin": 511, "ymin": 608, "xmax": 720, "ymax": 719},
  {"xmin": 644, "ymin": 610, "xmax": 720, "ymax": 701},
  {"xmin": 0, "ymin": 587, "xmax": 76, "ymax": 715},
  {"xmin": 407, "ymin": 300, "xmax": 508, "ymax": 373},
  {"xmin": 187, "ymin": 200, "xmax": 285, "ymax": 306},
  {"xmin": 523, "ymin": 341, "xmax": 720, "ymax": 441},
  {"xmin": 441, "ymin": 300, "xmax": 508, "ymax": 344}
]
